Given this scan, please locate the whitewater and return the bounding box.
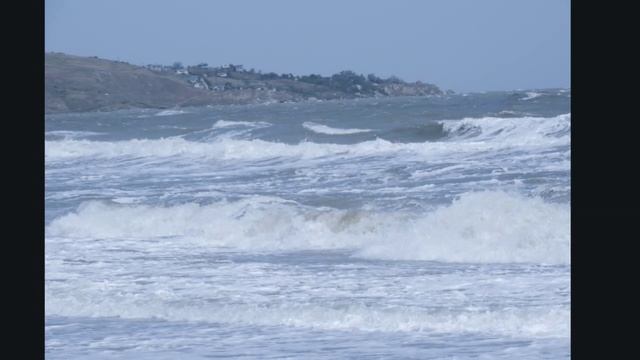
[45,90,571,359]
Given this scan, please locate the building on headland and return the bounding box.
[185,75,210,90]
[146,64,173,73]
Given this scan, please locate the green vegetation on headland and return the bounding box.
[45,52,447,114]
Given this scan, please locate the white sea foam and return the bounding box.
[497,110,521,116]
[496,110,534,117]
[212,120,272,129]
[155,109,187,116]
[46,191,570,264]
[520,92,542,101]
[45,293,569,337]
[441,113,570,144]
[45,137,358,160]
[45,130,104,139]
[356,191,569,264]
[303,121,372,135]
[44,114,569,161]
[46,98,571,358]
[41,137,429,160]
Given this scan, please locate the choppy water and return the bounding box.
[45,89,571,359]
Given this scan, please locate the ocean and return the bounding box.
[45,89,571,359]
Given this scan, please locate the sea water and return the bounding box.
[45,89,570,359]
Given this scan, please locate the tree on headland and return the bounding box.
[367,73,383,83]
[385,75,403,84]
[329,71,373,93]
[260,72,280,80]
[298,74,329,86]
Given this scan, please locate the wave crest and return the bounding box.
[303,121,372,135]
[45,114,570,161]
[441,113,570,143]
[46,191,569,264]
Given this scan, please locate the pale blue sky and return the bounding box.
[45,0,570,92]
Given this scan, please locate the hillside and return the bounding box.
[45,52,444,113]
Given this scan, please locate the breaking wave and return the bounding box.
[303,121,372,135]
[44,114,569,161]
[154,109,188,116]
[212,120,272,129]
[520,92,543,101]
[46,191,570,264]
[441,113,570,143]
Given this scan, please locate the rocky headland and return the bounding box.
[45,52,447,114]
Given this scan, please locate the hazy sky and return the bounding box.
[45,0,570,92]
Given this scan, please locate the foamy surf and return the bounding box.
[46,93,571,359]
[212,120,272,129]
[440,113,570,143]
[44,114,570,161]
[303,121,372,135]
[45,130,104,140]
[520,92,543,101]
[46,191,569,264]
[154,109,188,116]
[45,293,569,338]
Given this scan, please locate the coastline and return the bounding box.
[45,52,446,114]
